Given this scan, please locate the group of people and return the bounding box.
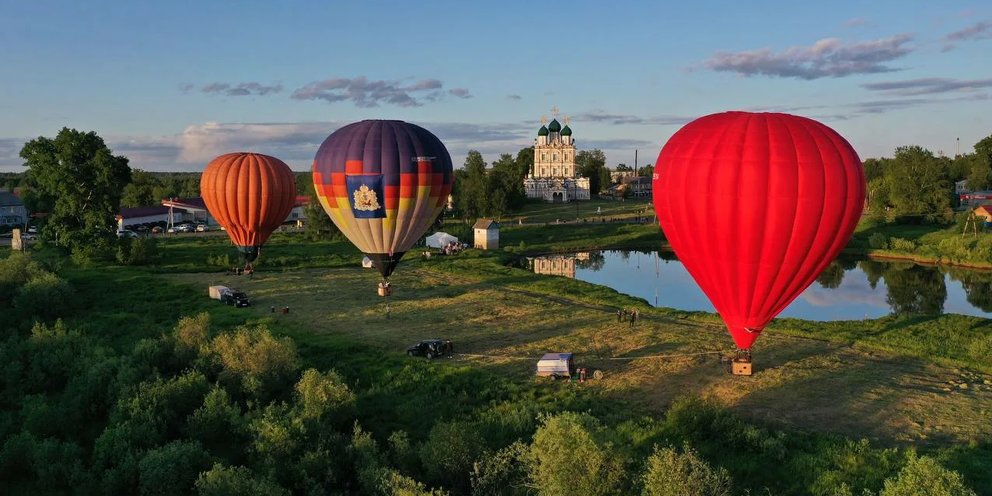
[441,241,467,255]
[616,307,639,327]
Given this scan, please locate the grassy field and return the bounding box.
[503,198,654,224]
[168,255,992,451]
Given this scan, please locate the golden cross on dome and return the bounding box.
[564,116,570,125]
[550,105,559,118]
[540,115,547,125]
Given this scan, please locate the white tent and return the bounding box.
[426,232,459,249]
[361,256,374,269]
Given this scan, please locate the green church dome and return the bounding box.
[560,124,572,136]
[547,119,562,132]
[538,125,549,136]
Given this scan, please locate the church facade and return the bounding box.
[523,109,591,202]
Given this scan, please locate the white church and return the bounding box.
[523,108,591,202]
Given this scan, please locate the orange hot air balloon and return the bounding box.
[200,152,297,266]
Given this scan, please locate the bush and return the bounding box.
[194,463,290,496]
[13,271,73,320]
[207,253,231,268]
[418,420,487,492]
[294,368,355,428]
[641,444,731,496]
[138,440,213,496]
[118,237,159,265]
[879,455,976,496]
[868,232,889,250]
[471,441,530,496]
[204,324,299,398]
[527,412,628,496]
[889,237,916,252]
[173,312,211,359]
[186,387,246,455]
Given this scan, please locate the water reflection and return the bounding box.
[529,250,992,321]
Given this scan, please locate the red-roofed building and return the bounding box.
[116,205,185,231]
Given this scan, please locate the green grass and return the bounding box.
[504,198,654,224]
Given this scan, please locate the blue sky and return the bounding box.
[1,0,990,172]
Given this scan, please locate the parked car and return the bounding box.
[117,229,140,238]
[196,224,209,232]
[151,226,163,233]
[406,339,453,359]
[220,290,251,308]
[167,226,177,233]
[26,226,37,234]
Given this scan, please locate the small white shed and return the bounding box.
[473,219,499,250]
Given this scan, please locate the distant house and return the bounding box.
[161,198,212,226]
[973,204,992,225]
[161,196,311,228]
[117,205,185,231]
[473,219,499,250]
[0,191,27,227]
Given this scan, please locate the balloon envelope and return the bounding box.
[312,120,454,278]
[652,112,865,349]
[200,152,297,262]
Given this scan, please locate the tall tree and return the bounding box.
[967,134,992,191]
[515,147,534,178]
[457,151,488,220]
[20,128,131,248]
[121,169,161,208]
[576,149,607,196]
[884,145,952,223]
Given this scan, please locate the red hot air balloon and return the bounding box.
[312,120,454,295]
[653,112,865,353]
[200,152,297,267]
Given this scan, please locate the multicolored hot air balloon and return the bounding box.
[200,152,297,268]
[312,120,454,295]
[652,112,865,358]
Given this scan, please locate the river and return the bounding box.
[528,250,992,321]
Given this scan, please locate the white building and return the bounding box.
[473,219,499,250]
[524,109,591,203]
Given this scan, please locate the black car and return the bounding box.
[221,290,251,308]
[406,339,453,359]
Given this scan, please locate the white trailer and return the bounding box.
[208,285,231,300]
[536,352,574,379]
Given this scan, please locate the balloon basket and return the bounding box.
[377,282,392,297]
[730,349,752,376]
[731,358,752,376]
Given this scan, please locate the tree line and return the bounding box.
[453,148,614,221]
[866,134,992,224]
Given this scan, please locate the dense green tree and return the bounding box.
[616,163,632,171]
[419,420,486,492]
[638,164,654,178]
[457,151,489,220]
[862,158,888,183]
[138,440,213,496]
[641,444,732,496]
[879,455,976,496]
[884,146,952,223]
[205,325,300,398]
[471,441,530,496]
[195,464,291,496]
[576,149,608,196]
[515,146,535,178]
[489,153,527,218]
[527,412,628,496]
[20,128,131,250]
[121,169,161,208]
[304,189,337,240]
